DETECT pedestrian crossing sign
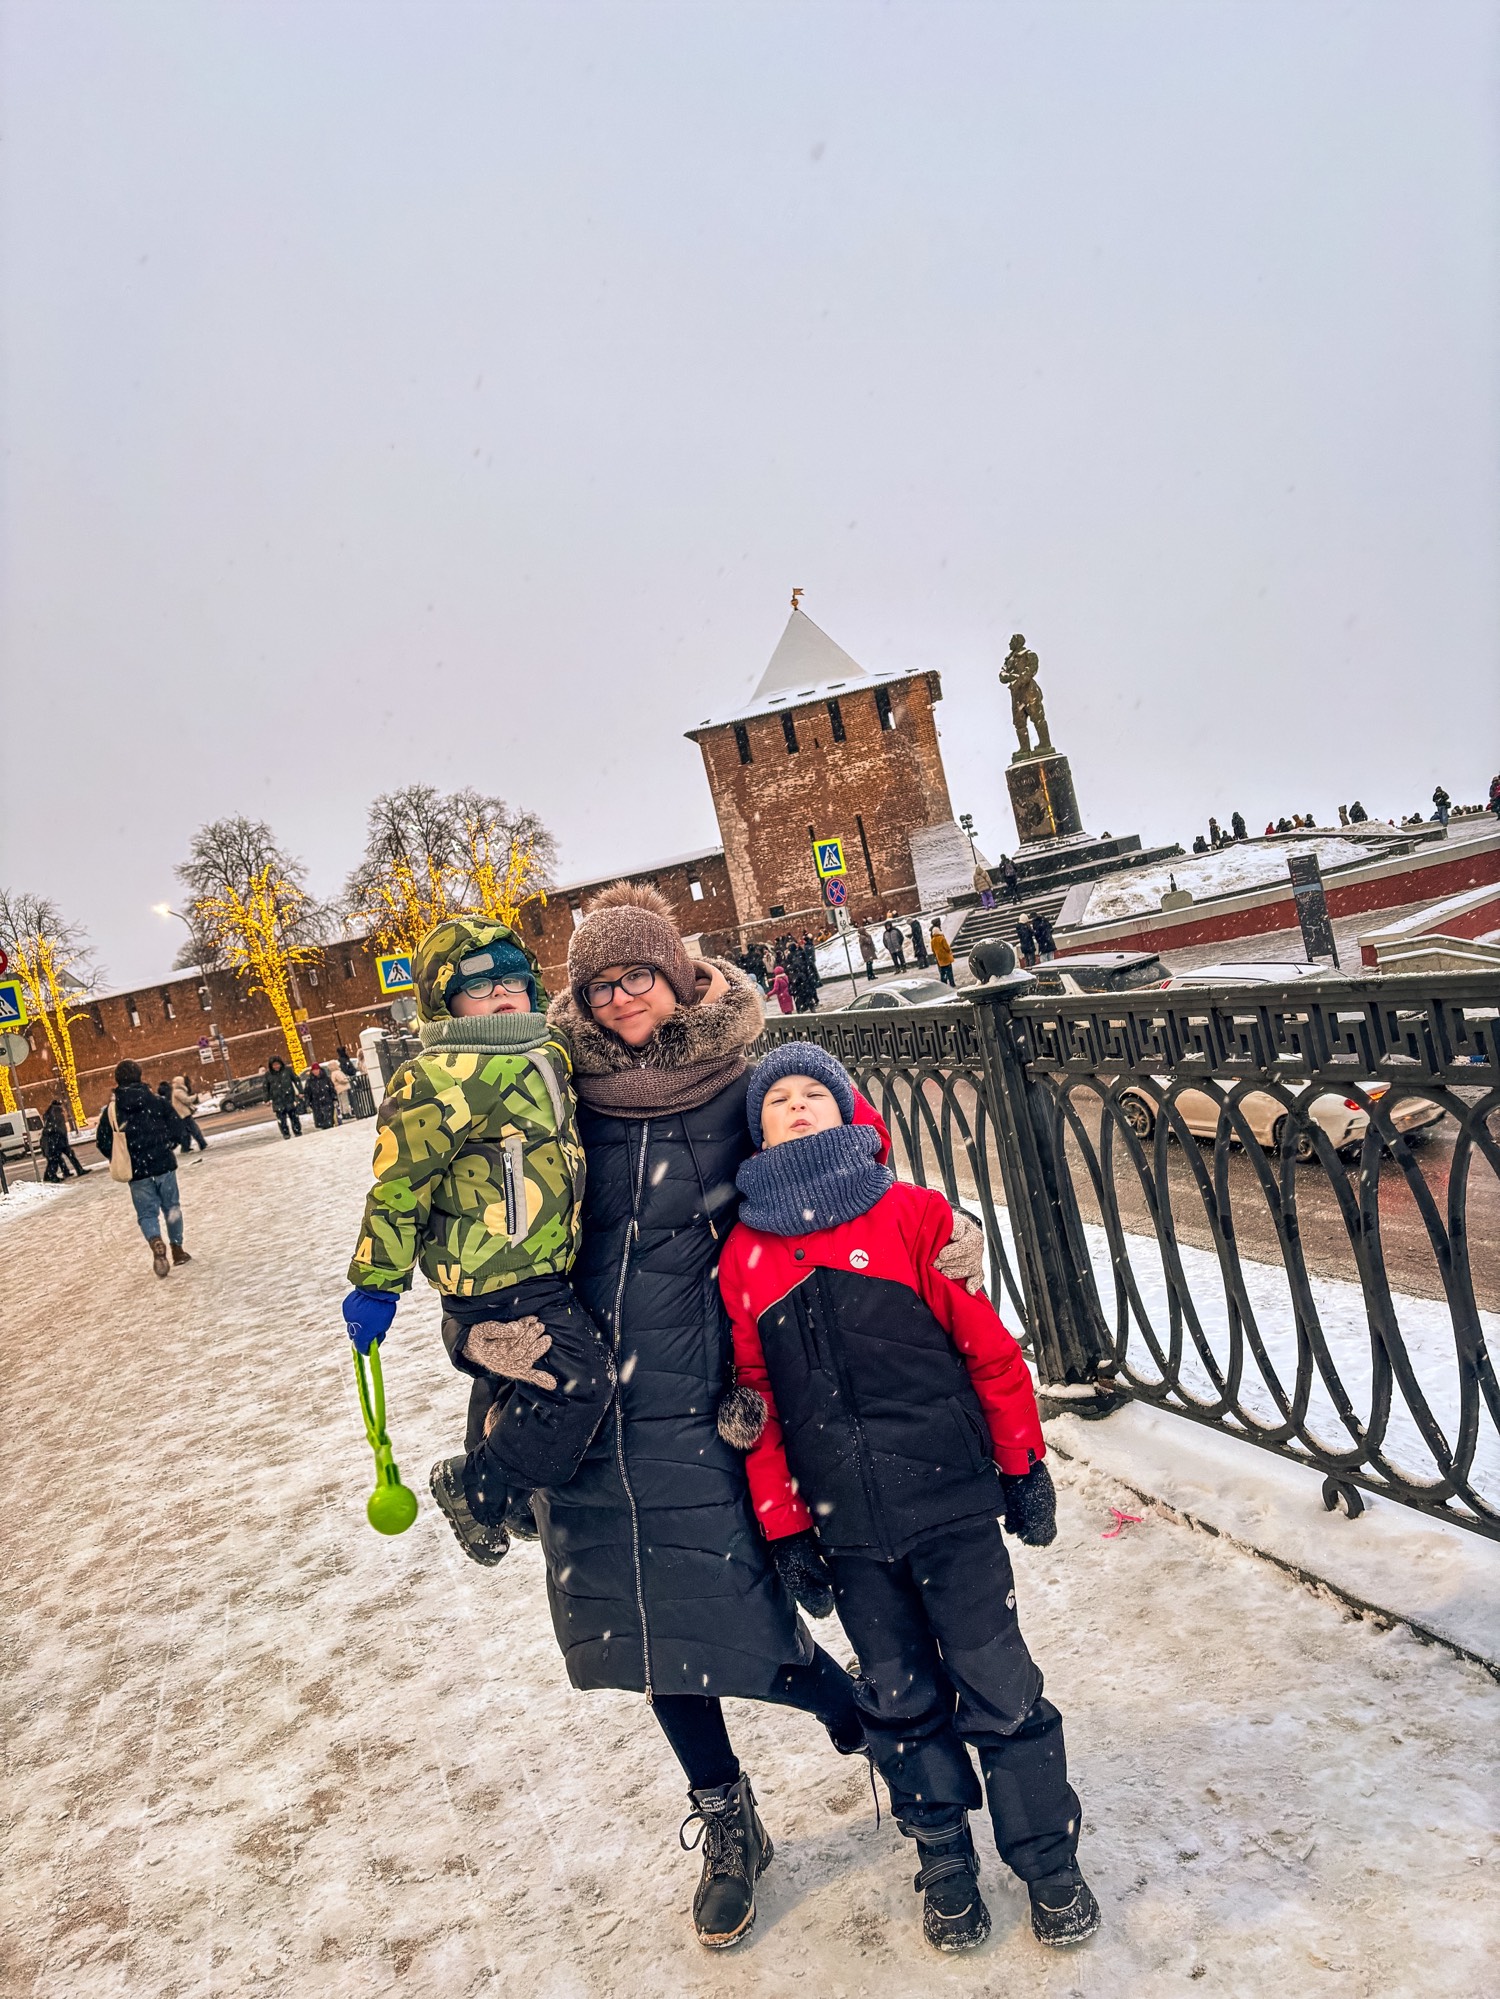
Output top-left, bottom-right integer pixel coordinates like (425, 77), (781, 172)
(0, 977), (27, 1026)
(376, 954), (415, 996)
(813, 839), (847, 879)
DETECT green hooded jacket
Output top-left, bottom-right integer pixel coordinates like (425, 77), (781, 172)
(347, 917), (584, 1298)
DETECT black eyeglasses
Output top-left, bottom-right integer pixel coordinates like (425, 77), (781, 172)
(456, 974), (532, 999)
(584, 966), (658, 1009)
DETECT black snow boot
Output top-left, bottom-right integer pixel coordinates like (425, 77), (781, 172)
(1028, 1866), (1101, 1947)
(680, 1773), (774, 1949)
(899, 1812), (991, 1952)
(429, 1457), (510, 1567)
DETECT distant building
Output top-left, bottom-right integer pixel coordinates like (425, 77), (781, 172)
(686, 607), (954, 934)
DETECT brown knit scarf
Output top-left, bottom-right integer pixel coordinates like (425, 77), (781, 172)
(548, 958), (765, 1119)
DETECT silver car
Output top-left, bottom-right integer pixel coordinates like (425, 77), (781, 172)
(833, 976), (959, 1012)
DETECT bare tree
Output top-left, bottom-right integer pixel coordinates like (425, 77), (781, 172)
(0, 888), (98, 1123)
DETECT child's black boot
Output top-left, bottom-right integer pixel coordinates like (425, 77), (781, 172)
(680, 1773), (774, 1949)
(429, 1456), (510, 1567)
(897, 1811), (991, 1952)
(1028, 1866), (1101, 1947)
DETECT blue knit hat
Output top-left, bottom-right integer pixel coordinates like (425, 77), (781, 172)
(445, 937), (537, 1008)
(747, 1041), (856, 1147)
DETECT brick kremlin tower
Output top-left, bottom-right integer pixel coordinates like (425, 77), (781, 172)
(686, 600), (969, 937)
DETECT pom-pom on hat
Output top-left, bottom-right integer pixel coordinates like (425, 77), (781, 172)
(568, 881), (699, 1008)
(747, 1041), (856, 1147)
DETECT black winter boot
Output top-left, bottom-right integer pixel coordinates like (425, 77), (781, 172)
(429, 1457), (510, 1566)
(680, 1773), (773, 1948)
(1028, 1866), (1100, 1947)
(899, 1813), (991, 1952)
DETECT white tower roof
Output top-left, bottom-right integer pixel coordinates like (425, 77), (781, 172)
(751, 609), (866, 700)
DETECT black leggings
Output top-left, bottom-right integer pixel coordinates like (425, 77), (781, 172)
(651, 1644), (862, 1791)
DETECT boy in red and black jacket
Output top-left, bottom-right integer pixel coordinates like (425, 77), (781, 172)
(717, 1042), (1099, 1955)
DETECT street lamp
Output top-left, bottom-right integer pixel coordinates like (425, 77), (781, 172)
(152, 904), (235, 1079)
(959, 813), (979, 865)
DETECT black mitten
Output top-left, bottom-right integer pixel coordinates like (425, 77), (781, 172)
(999, 1460), (1057, 1546)
(461, 1447), (512, 1528)
(771, 1530), (837, 1618)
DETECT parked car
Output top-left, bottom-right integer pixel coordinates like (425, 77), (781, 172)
(1115, 1077), (1444, 1162)
(1159, 960), (1344, 989)
(1030, 952), (1169, 996)
(215, 1073), (274, 1112)
(834, 977), (960, 1012)
(0, 1108), (44, 1159)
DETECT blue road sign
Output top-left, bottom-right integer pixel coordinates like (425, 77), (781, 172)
(813, 839), (847, 879)
(823, 878), (848, 907)
(376, 954), (415, 996)
(0, 978), (27, 1026)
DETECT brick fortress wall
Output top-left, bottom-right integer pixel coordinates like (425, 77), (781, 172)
(516, 851), (739, 994)
(690, 673), (953, 934)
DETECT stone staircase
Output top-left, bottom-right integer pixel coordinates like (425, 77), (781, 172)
(952, 884), (1071, 954)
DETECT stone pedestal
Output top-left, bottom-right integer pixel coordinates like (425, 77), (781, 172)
(1006, 752), (1083, 847)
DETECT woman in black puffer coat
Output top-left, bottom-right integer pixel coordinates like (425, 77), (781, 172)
(539, 884), (861, 1947)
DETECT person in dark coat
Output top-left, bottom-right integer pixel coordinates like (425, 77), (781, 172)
(882, 918), (907, 972)
(95, 1060), (191, 1276)
(1014, 914), (1037, 968)
(857, 926), (877, 982)
(908, 918), (929, 970)
(41, 1100), (86, 1180)
(997, 854), (1021, 901)
(1031, 911), (1055, 962)
(788, 938), (820, 1013)
(525, 883), (988, 1949)
(1230, 811), (1247, 842)
(265, 1056), (304, 1138)
(304, 1062), (338, 1129)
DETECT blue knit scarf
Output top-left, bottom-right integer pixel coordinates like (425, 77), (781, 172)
(735, 1123), (894, 1237)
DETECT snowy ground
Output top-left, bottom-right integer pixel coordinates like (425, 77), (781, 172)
(4, 1123), (1499, 1998)
(1080, 837), (1384, 924)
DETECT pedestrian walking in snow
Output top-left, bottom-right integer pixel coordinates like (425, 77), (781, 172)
(171, 1074), (208, 1152)
(909, 918), (929, 970)
(882, 918), (907, 971)
(40, 1100), (86, 1180)
(343, 918), (613, 1566)
(719, 1044), (1100, 1953)
(1031, 911), (1055, 962)
(96, 1060), (192, 1277)
(266, 1057), (304, 1138)
(857, 926), (877, 983)
(768, 964), (794, 1014)
(1015, 914), (1037, 969)
(788, 938), (820, 1013)
(930, 921), (955, 986)
(974, 864), (996, 910)
(304, 1062), (338, 1130)
(471, 884), (988, 1950)
(998, 854), (1021, 901)
(330, 1062), (352, 1121)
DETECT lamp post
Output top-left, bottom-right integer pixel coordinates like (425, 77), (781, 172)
(151, 904), (236, 1079)
(959, 812), (979, 867)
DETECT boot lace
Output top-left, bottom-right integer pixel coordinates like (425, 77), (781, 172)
(680, 1798), (747, 1882)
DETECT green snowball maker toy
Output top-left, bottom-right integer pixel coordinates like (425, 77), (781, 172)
(352, 1342), (419, 1535)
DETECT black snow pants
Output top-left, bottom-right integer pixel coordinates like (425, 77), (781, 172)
(826, 1514), (1082, 1883)
(441, 1276), (615, 1488)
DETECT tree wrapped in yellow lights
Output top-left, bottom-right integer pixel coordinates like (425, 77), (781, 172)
(179, 818), (326, 1070)
(345, 785), (556, 955)
(0, 889), (95, 1128)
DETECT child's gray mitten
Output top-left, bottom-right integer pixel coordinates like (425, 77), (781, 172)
(999, 1459), (1057, 1546)
(771, 1530), (837, 1618)
(464, 1316), (556, 1388)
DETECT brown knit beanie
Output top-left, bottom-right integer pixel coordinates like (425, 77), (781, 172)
(568, 882), (699, 1006)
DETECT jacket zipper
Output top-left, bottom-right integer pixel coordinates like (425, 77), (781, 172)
(501, 1134), (528, 1245)
(812, 1269), (891, 1559)
(612, 1121), (653, 1697)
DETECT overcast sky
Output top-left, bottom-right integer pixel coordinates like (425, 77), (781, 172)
(3, 0), (1496, 992)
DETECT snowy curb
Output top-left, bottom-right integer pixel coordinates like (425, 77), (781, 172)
(1044, 1398), (1500, 1678)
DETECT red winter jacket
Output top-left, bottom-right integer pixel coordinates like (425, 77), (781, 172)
(719, 1179), (1044, 1556)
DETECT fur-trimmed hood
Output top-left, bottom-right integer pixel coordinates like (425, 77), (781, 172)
(550, 956), (762, 1075)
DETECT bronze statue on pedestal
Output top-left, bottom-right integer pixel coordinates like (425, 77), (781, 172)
(1001, 634), (1053, 759)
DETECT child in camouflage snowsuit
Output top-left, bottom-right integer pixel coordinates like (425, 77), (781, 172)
(343, 917), (614, 1564)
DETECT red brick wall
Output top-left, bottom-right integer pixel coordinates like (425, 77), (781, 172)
(690, 674), (952, 933)
(12, 942), (399, 1122)
(516, 852), (739, 994)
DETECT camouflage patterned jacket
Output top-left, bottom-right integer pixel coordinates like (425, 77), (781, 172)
(347, 919), (585, 1299)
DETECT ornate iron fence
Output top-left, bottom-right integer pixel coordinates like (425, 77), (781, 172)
(759, 973), (1500, 1540)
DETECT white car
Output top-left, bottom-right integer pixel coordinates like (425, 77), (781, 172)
(833, 976), (959, 1012)
(1116, 1078), (1443, 1163)
(1160, 960), (1343, 989)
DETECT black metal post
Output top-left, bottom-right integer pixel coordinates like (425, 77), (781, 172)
(965, 980), (1116, 1387)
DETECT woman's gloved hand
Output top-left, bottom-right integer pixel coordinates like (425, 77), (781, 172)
(934, 1210), (986, 1295)
(463, 1316), (556, 1388)
(770, 1530), (837, 1618)
(999, 1459), (1057, 1546)
(343, 1289), (397, 1353)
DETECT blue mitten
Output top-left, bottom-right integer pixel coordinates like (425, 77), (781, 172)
(343, 1289), (398, 1354)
